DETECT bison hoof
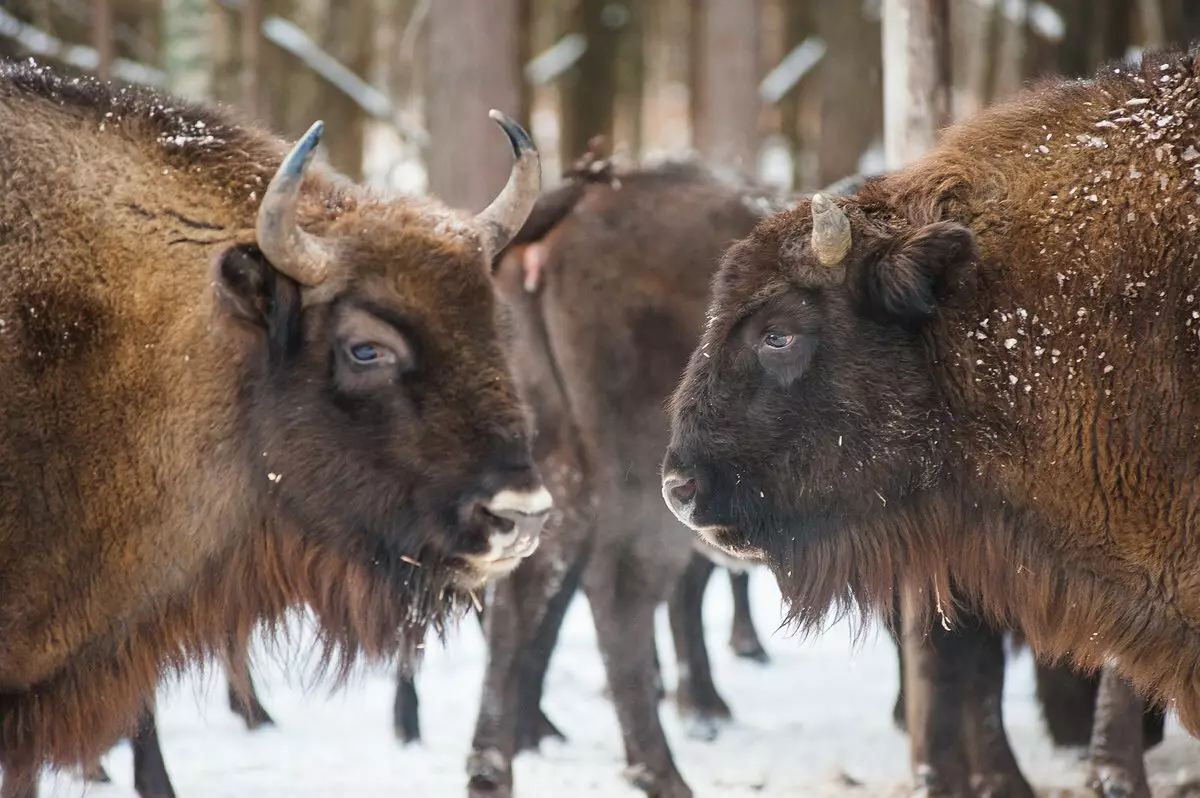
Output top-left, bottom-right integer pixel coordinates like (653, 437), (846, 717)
(466, 748), (512, 798)
(729, 633), (770, 664)
(675, 693), (732, 742)
(621, 764), (694, 798)
(970, 772), (1036, 798)
(1089, 768), (1150, 798)
(679, 711), (730, 742)
(910, 764), (973, 798)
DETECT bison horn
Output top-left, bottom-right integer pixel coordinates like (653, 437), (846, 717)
(475, 110), (542, 256)
(256, 120), (336, 287)
(810, 193), (852, 266)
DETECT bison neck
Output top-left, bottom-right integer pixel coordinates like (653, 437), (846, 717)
(887, 54), (1200, 734)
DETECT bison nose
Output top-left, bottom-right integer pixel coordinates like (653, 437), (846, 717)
(469, 484), (553, 575)
(662, 471), (698, 528)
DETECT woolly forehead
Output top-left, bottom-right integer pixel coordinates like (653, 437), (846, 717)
(704, 199), (866, 338)
(316, 203), (497, 292)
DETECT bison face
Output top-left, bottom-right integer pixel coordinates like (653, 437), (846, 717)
(662, 194), (977, 611)
(216, 225), (550, 591)
(211, 116), (553, 593)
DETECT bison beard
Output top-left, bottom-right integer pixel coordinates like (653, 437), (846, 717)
(664, 46), (1200, 739)
(0, 59), (549, 785)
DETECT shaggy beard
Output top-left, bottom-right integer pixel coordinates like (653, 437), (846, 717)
(764, 487), (1200, 740)
(0, 520), (471, 773)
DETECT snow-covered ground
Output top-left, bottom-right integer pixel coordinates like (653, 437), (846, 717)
(36, 571), (1200, 797)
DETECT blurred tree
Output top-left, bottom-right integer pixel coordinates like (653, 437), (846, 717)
(560, 0), (627, 163)
(613, 1), (644, 156)
(162, 0), (215, 101)
(93, 0), (113, 78)
(816, 0), (883, 186)
(302, 1), (374, 179)
(425, 0), (523, 211)
(690, 0), (760, 173)
(881, 0), (949, 169)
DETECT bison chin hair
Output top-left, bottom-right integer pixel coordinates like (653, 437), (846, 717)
(761, 484), (1200, 738)
(0, 520), (474, 771)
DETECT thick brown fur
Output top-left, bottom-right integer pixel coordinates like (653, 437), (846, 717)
(665, 48), (1200, 736)
(0, 59), (543, 779)
(461, 152), (773, 798)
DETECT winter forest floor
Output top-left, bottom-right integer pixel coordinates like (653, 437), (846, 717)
(36, 572), (1200, 797)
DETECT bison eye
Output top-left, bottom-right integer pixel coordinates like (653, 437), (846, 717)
(348, 342), (392, 365)
(762, 332), (795, 350)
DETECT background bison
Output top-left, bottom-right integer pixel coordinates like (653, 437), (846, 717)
(0, 60), (548, 795)
(664, 47), (1200, 796)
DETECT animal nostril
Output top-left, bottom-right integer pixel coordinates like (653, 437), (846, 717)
(671, 478), (697, 507)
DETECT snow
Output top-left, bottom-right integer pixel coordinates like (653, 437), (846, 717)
(31, 574), (1200, 797)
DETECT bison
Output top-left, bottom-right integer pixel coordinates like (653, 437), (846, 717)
(0, 58), (550, 795)
(664, 47), (1200, 796)
(456, 149), (780, 798)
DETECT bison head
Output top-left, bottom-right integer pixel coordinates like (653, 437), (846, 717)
(661, 192), (978, 623)
(214, 113), (551, 594)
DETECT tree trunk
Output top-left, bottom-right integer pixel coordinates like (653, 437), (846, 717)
(92, 0), (114, 79)
(161, 0), (215, 101)
(816, 0), (883, 186)
(305, 1), (374, 180)
(882, 0), (951, 170)
(690, 0), (760, 172)
(615, 2), (645, 157)
(425, 0), (523, 211)
(240, 0), (262, 114)
(560, 0), (625, 164)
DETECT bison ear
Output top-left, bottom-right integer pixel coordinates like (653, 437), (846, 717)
(215, 245), (302, 354)
(857, 222), (977, 326)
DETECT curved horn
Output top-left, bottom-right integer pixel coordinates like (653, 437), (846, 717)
(810, 193), (852, 266)
(256, 120), (336, 286)
(475, 110), (542, 255)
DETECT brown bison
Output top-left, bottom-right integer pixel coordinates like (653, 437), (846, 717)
(457, 150), (777, 798)
(0, 59), (550, 794)
(664, 47), (1200, 796)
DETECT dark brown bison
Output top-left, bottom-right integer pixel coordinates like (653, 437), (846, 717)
(0, 59), (551, 795)
(664, 48), (1200, 796)
(455, 150), (778, 798)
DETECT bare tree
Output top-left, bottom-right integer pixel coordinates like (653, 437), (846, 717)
(560, 0), (626, 163)
(690, 0), (760, 171)
(816, 1), (883, 186)
(882, 0), (950, 169)
(162, 0), (216, 101)
(882, 0), (958, 792)
(425, 0), (523, 211)
(92, 0), (113, 79)
(240, 0), (262, 113)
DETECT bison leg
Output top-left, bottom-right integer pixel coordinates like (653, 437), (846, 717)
(469, 528), (586, 798)
(513, 539), (587, 753)
(900, 584), (973, 798)
(889, 591), (907, 732)
(585, 557), (692, 798)
(393, 666), (422, 744)
(667, 552), (732, 742)
(727, 568), (769, 663)
(958, 617), (1035, 798)
(131, 709), (177, 798)
(1035, 658), (1100, 747)
(395, 609), (486, 744)
(1086, 667), (1150, 798)
(466, 576), (522, 798)
(1034, 657), (1166, 754)
(224, 634), (274, 731)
